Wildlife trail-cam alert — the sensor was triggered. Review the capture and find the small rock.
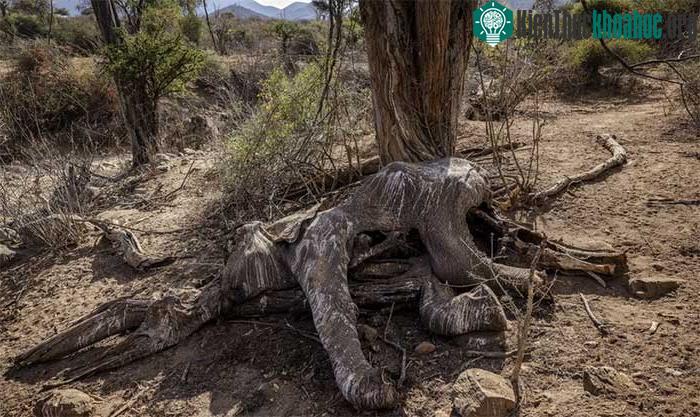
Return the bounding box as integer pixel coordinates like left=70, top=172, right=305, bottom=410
left=452, top=368, right=516, bottom=417
left=629, top=276, right=683, bottom=299
left=415, top=341, right=437, bottom=354
left=665, top=368, right=683, bottom=377
left=584, top=341, right=599, bottom=348
left=583, top=366, right=636, bottom=396
left=358, top=324, right=378, bottom=343
left=34, top=389, right=95, bottom=417
left=649, top=321, right=660, bottom=334
left=0, top=244, right=16, bottom=266
left=183, top=147, right=198, bottom=155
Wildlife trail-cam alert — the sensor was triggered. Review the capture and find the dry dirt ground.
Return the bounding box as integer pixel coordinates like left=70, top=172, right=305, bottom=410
left=1, top=88, right=699, bottom=417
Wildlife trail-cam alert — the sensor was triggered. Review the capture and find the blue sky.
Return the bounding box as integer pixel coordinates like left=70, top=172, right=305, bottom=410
left=257, top=0, right=311, bottom=7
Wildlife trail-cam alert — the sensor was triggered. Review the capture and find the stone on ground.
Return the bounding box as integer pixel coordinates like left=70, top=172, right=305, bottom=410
left=583, top=366, right=636, bottom=396
left=415, top=341, right=437, bottom=354
left=34, top=389, right=95, bottom=417
left=629, top=276, right=683, bottom=299
left=452, top=368, right=516, bottom=417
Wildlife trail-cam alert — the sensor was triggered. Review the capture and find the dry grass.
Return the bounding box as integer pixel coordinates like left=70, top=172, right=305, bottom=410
left=0, top=138, right=95, bottom=250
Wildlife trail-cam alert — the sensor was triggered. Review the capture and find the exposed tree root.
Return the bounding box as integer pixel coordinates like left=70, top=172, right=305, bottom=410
left=529, top=134, right=628, bottom=204
left=15, top=157, right=628, bottom=410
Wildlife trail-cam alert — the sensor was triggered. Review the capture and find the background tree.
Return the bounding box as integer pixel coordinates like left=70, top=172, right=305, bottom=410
left=91, top=0, right=204, bottom=167
left=359, top=0, right=473, bottom=164
left=269, top=20, right=300, bottom=73
left=311, top=0, right=329, bottom=20
left=178, top=0, right=201, bottom=44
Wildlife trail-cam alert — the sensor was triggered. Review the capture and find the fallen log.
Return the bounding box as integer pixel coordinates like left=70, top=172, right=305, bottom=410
left=529, top=134, right=627, bottom=204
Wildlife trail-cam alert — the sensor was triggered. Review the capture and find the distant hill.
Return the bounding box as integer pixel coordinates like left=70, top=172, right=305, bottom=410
left=213, top=0, right=316, bottom=21
left=281, top=2, right=316, bottom=20
left=47, top=0, right=317, bottom=21
left=229, top=0, right=284, bottom=18
left=216, top=3, right=270, bottom=19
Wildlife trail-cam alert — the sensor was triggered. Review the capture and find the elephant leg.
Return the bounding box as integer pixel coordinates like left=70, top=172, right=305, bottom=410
left=291, top=214, right=397, bottom=410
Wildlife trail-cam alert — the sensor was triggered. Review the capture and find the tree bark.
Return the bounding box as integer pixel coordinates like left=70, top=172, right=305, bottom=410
left=359, top=0, right=474, bottom=164
left=90, top=0, right=159, bottom=167
left=122, top=88, right=159, bottom=167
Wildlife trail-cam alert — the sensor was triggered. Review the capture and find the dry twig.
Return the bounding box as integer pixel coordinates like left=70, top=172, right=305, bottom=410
left=579, top=293, right=609, bottom=335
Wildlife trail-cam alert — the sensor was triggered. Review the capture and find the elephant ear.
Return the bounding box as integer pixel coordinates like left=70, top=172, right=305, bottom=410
left=262, top=202, right=322, bottom=243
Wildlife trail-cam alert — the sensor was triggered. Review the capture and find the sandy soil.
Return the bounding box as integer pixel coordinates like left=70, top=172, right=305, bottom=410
left=1, top=89, right=699, bottom=417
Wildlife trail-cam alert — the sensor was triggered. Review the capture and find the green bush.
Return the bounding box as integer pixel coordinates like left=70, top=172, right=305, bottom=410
left=224, top=62, right=324, bottom=211
left=569, top=0, right=633, bottom=15
left=104, top=1, right=205, bottom=99
left=180, top=13, right=202, bottom=44
left=4, top=13, right=47, bottom=38
left=632, top=0, right=698, bottom=12
left=53, top=16, right=101, bottom=55
left=289, top=27, right=319, bottom=57
left=567, top=38, right=652, bottom=80
left=230, top=62, right=322, bottom=157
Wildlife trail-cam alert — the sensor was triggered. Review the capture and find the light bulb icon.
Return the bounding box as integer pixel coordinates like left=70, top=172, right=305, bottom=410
left=473, top=1, right=514, bottom=47
left=481, top=9, right=506, bottom=46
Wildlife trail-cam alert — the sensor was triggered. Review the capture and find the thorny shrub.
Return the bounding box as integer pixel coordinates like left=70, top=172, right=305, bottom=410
left=0, top=43, right=121, bottom=158
left=678, top=61, right=700, bottom=132
left=223, top=60, right=372, bottom=221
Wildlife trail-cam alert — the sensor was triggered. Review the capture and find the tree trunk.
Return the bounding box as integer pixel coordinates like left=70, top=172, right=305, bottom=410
left=90, top=0, right=159, bottom=167
left=122, top=88, right=159, bottom=167
left=359, top=0, right=473, bottom=164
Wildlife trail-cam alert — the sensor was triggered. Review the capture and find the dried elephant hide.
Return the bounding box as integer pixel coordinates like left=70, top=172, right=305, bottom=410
left=16, top=158, right=541, bottom=410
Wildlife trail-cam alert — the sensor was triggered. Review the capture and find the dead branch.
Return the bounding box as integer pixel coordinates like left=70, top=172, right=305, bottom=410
left=647, top=197, right=700, bottom=207
left=108, top=383, right=150, bottom=417
left=463, top=350, right=516, bottom=359
left=585, top=271, right=607, bottom=288
left=511, top=243, right=544, bottom=398
left=226, top=320, right=321, bottom=344
left=579, top=293, right=609, bottom=335
left=469, top=207, right=627, bottom=277
left=529, top=134, right=627, bottom=204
